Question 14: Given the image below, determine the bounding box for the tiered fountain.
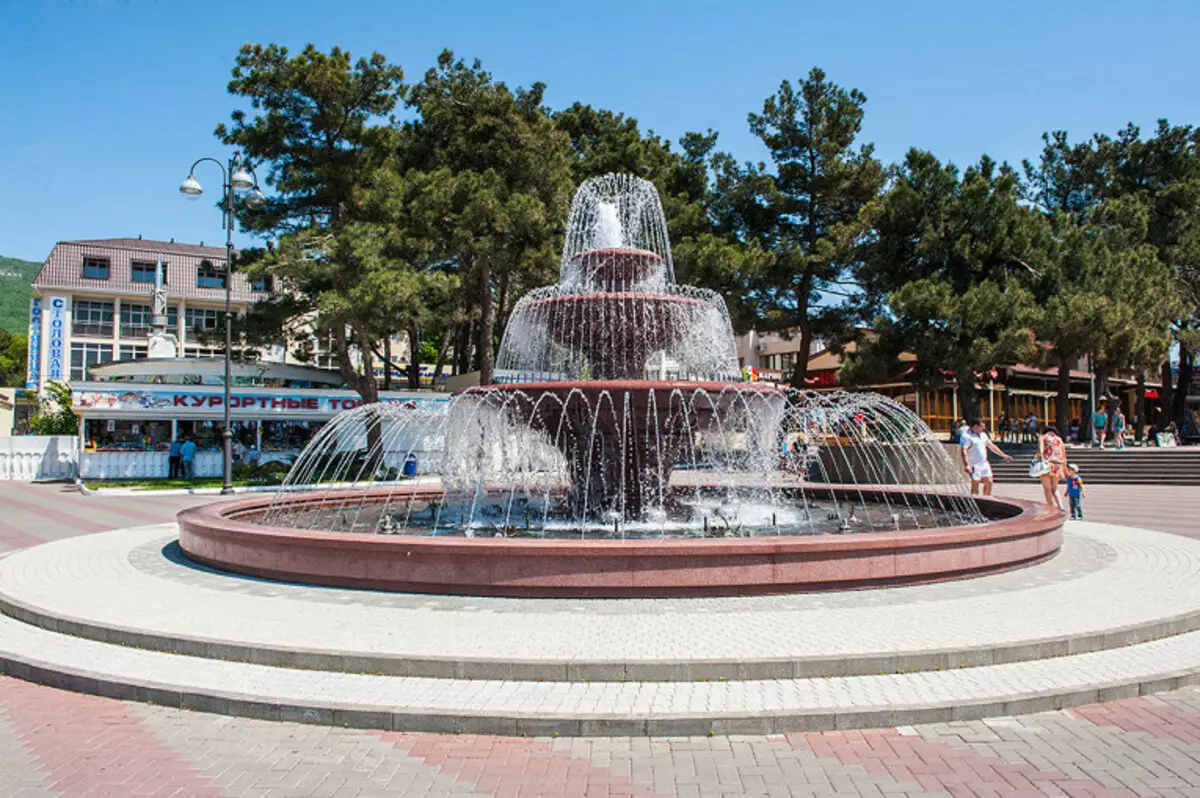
[178,175,1062,596]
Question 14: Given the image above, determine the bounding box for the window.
[196,261,226,289]
[70,342,113,380]
[81,256,110,280]
[184,346,223,359]
[184,307,221,341]
[779,353,796,373]
[314,334,339,370]
[120,303,152,337]
[130,261,166,284]
[72,300,114,337]
[118,345,148,361]
[250,275,273,293]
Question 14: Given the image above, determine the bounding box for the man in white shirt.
[960,418,1013,496]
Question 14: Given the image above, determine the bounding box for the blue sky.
[1,0,1197,262]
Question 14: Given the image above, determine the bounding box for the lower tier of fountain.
[178,489,1063,598]
[458,380,783,520]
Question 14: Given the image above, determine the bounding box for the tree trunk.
[433,327,453,387]
[382,335,392,390]
[1173,345,1193,433]
[788,319,813,387]
[463,321,477,373]
[407,326,421,390]
[956,379,979,423]
[1056,356,1071,440]
[352,324,379,404]
[452,323,464,375]
[1097,367,1112,438]
[1135,371,1147,443]
[1158,359,1174,432]
[332,324,378,403]
[477,259,495,385]
[496,269,512,334]
[351,323,383,472]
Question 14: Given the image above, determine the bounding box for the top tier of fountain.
[495,174,741,383]
[559,173,674,289]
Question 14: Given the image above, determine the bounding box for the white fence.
[0,436,79,481]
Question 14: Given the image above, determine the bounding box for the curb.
[2,649,1198,736]
[3,585,1198,682]
[76,476,441,497]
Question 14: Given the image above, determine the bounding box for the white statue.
[146,255,178,359]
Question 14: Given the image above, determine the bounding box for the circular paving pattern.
[3,521,1200,735]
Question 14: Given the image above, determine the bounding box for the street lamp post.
[179,154,265,494]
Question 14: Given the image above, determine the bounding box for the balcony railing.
[72,323,113,338]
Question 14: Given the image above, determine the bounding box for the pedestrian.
[1093,402,1108,449]
[1063,464,1086,520]
[997,412,1008,443]
[180,437,197,479]
[1026,413,1039,444]
[1037,424,1067,510]
[168,437,182,479]
[950,419,964,445]
[1114,409,1127,450]
[959,418,1014,497]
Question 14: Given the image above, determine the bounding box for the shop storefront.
[71,382,447,479]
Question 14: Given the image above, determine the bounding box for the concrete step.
[4,522,1200,735]
[4,609,1200,736]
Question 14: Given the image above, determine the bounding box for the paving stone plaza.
[4,481,1200,796]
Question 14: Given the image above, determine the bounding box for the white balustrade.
[0,436,78,481]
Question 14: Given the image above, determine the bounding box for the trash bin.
[402,453,417,478]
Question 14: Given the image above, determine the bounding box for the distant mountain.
[0,256,41,335]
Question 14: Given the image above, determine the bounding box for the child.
[1064,464,1085,519]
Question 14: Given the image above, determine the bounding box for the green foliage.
[0,256,40,335]
[207,42,1193,429]
[0,329,27,387]
[847,152,1048,416]
[219,43,407,401]
[715,68,885,384]
[29,381,78,436]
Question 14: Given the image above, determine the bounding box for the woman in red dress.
[1038,425,1067,510]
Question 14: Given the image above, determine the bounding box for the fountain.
[178,175,1063,596]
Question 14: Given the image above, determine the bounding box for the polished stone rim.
[178,489,1064,597]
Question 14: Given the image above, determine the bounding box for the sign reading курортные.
[71,386,446,417]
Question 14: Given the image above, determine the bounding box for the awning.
[1007,389,1089,400]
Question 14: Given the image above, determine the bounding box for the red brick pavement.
[378,732,670,797]
[3,674,1200,795]
[0,677,221,797]
[790,728,1134,797]
[0,481,220,554]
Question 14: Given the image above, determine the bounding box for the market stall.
[71,382,447,479]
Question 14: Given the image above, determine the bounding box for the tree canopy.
[208,42,1196,439]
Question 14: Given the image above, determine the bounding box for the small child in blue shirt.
[1064,464,1085,519]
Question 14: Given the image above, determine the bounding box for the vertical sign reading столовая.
[46,296,67,381]
[25,297,41,389]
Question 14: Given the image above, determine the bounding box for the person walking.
[179,437,197,480]
[1038,425,1067,510]
[1114,409,1127,450]
[1093,402,1109,449]
[167,438,182,479]
[959,419,1013,496]
[1063,464,1086,519]
[1026,413,1039,444]
[997,412,1008,443]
